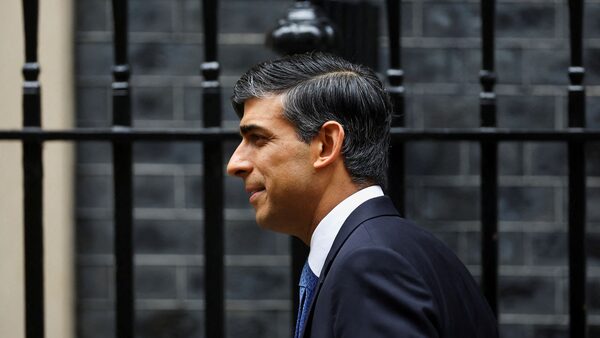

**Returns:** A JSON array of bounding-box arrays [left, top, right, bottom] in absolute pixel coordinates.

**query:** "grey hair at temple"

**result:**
[[231, 52, 392, 187]]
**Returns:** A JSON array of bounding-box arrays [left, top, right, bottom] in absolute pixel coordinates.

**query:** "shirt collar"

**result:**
[[307, 185, 384, 277]]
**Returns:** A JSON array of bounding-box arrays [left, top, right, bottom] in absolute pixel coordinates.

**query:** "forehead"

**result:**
[[240, 96, 287, 126]]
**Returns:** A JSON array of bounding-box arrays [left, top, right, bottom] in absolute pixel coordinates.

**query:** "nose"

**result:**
[[226, 143, 252, 177]]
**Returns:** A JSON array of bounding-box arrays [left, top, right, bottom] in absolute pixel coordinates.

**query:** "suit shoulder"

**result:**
[[333, 244, 423, 277], [343, 214, 450, 259]]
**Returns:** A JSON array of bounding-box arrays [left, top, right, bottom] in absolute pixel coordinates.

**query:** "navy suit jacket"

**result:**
[[301, 196, 498, 338]]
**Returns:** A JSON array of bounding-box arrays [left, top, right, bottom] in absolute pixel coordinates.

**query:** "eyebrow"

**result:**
[[239, 124, 268, 135]]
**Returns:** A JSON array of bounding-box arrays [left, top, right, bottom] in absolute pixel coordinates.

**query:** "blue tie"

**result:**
[[294, 261, 319, 338]]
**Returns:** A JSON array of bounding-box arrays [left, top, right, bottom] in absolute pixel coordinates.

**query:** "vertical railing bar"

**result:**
[[356, 2, 367, 65], [479, 0, 499, 316], [330, 1, 343, 56], [202, 0, 218, 69], [385, 0, 406, 215], [201, 0, 224, 337], [367, 4, 379, 68], [110, 0, 134, 337], [341, 4, 352, 59], [22, 0, 45, 337], [567, 0, 587, 336], [386, 0, 401, 72]]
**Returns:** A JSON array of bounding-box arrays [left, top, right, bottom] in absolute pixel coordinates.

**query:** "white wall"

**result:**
[[0, 0, 75, 336]]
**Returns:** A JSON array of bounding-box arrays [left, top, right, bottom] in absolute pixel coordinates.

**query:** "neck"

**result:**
[[297, 173, 367, 245]]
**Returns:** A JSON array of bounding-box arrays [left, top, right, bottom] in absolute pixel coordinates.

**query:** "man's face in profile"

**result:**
[[226, 95, 319, 238]]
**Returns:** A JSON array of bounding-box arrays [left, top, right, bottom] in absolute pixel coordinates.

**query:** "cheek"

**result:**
[[275, 162, 315, 198], [260, 142, 314, 189]]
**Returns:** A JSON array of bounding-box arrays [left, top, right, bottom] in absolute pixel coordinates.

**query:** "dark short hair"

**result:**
[[232, 52, 391, 187]]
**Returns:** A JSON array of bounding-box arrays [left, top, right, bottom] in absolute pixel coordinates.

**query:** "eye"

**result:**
[[248, 134, 269, 146]]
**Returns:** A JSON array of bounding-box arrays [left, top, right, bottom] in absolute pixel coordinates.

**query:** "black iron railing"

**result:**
[[5, 0, 591, 337], [110, 0, 134, 336], [201, 0, 225, 336], [386, 0, 406, 216], [21, 0, 44, 337], [567, 0, 587, 336], [479, 0, 499, 316]]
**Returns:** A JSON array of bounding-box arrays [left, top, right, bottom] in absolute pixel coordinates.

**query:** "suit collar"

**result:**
[[318, 196, 399, 281], [300, 196, 400, 337], [308, 186, 384, 277]]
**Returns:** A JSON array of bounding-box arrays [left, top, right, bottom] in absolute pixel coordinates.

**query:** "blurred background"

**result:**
[[1, 0, 600, 337]]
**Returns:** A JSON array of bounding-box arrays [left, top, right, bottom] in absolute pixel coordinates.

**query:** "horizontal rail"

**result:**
[[0, 127, 241, 141], [1, 127, 600, 142]]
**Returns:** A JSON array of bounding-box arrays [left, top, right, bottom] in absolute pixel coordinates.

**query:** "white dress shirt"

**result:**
[[307, 185, 384, 277]]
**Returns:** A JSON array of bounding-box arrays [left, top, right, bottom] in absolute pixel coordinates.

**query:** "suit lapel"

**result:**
[[300, 196, 400, 337]]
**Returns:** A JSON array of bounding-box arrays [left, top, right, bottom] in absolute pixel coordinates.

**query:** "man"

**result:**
[[226, 53, 498, 338]]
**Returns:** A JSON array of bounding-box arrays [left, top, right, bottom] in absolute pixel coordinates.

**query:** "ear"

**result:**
[[312, 121, 345, 169]]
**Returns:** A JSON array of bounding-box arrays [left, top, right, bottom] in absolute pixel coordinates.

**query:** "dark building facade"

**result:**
[[74, 0, 600, 337]]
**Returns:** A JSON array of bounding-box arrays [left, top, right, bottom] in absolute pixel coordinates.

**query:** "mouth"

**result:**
[[246, 187, 266, 203]]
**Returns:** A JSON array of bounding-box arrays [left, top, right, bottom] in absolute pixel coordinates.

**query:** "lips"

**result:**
[[246, 186, 266, 203]]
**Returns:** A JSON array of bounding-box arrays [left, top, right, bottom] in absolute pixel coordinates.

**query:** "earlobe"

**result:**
[[313, 121, 344, 169]]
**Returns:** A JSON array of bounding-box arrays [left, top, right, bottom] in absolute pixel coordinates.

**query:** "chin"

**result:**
[[255, 214, 291, 235], [256, 219, 279, 233], [254, 214, 273, 230]]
